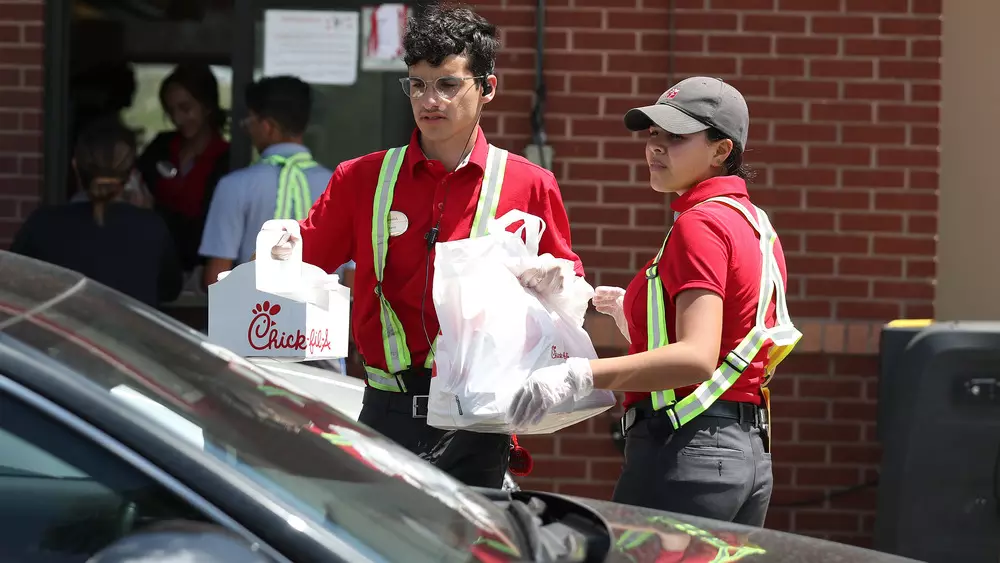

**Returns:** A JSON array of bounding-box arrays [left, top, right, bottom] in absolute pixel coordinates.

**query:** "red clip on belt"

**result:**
[[508, 434, 533, 476]]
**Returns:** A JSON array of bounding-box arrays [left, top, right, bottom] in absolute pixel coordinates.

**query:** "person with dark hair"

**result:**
[[505, 77, 802, 525], [137, 63, 231, 274], [198, 75, 336, 290], [261, 3, 583, 488], [11, 117, 183, 307]]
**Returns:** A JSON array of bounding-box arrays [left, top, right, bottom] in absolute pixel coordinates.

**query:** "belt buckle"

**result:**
[[412, 395, 428, 418]]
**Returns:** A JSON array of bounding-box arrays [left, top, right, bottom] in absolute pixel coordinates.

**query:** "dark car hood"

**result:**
[[566, 496, 919, 563]]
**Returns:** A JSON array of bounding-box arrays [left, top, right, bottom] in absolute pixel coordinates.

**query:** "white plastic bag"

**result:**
[[428, 210, 616, 434], [207, 220, 351, 361]]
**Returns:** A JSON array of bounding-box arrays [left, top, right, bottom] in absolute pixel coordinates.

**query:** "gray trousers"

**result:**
[[611, 413, 773, 526]]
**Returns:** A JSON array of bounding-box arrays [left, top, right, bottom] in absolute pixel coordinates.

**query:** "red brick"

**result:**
[[775, 124, 837, 143], [812, 16, 875, 35], [809, 146, 871, 166], [743, 58, 805, 77], [806, 234, 870, 254], [674, 11, 739, 30], [837, 301, 901, 320], [909, 170, 939, 190], [873, 280, 934, 300], [777, 37, 838, 55], [879, 17, 942, 36], [773, 79, 838, 99], [773, 210, 835, 231], [810, 102, 872, 122], [875, 192, 937, 211], [572, 31, 637, 51], [772, 167, 836, 187], [709, 35, 772, 54], [606, 10, 667, 29], [842, 169, 905, 188], [712, 0, 775, 8], [840, 257, 902, 277], [877, 148, 939, 168], [910, 126, 939, 146], [810, 60, 874, 79], [845, 0, 907, 11], [839, 213, 903, 233], [912, 39, 942, 58], [796, 510, 862, 532], [639, 32, 704, 52], [779, 0, 841, 10], [844, 38, 907, 57], [907, 216, 937, 236], [873, 236, 936, 256], [843, 125, 905, 144], [568, 162, 631, 181], [799, 422, 864, 443], [744, 14, 806, 32], [912, 0, 942, 14], [843, 82, 905, 101], [879, 60, 940, 80], [878, 104, 938, 123]]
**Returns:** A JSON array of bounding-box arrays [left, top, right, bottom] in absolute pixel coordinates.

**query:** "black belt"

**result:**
[[621, 398, 768, 437], [363, 367, 432, 418]]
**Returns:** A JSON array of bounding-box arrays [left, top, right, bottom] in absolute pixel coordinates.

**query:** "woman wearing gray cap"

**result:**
[[505, 77, 802, 525]]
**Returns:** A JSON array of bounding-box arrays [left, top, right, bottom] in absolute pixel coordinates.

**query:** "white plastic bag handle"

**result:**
[[256, 219, 303, 294], [489, 210, 547, 256]]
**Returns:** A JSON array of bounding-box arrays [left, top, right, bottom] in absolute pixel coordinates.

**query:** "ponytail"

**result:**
[[73, 117, 137, 226]]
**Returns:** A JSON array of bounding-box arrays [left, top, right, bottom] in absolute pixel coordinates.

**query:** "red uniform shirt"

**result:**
[[621, 176, 787, 410], [300, 128, 584, 375]]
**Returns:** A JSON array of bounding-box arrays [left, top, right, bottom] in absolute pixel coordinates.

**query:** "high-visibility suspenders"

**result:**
[[646, 196, 802, 431], [366, 144, 509, 392], [615, 516, 767, 562], [263, 152, 320, 221]]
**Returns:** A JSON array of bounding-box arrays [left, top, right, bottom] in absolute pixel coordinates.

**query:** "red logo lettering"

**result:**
[[550, 346, 569, 360], [247, 301, 333, 353]]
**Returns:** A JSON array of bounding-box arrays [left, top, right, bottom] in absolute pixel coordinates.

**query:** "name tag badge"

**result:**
[[389, 211, 409, 237]]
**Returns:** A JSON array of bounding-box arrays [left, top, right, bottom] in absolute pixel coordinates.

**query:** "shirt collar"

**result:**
[[404, 126, 489, 175], [671, 176, 749, 216], [261, 142, 310, 159]]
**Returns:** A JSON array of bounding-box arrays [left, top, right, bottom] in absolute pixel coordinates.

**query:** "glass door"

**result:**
[[229, 0, 416, 172]]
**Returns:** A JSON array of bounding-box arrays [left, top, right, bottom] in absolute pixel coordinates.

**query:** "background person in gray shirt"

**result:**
[[198, 75, 350, 290]]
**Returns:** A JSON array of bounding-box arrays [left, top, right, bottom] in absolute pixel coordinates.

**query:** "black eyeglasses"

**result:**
[[399, 76, 485, 100]]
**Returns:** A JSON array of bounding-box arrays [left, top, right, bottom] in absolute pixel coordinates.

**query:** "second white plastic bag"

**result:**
[[428, 210, 616, 434]]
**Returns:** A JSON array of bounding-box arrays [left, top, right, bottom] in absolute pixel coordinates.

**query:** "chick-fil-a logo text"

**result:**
[[551, 346, 569, 359], [247, 301, 331, 353]]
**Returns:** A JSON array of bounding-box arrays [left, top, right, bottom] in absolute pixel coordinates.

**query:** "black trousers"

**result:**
[[612, 407, 773, 527], [358, 387, 511, 489]]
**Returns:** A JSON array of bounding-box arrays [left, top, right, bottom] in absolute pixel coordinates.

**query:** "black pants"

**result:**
[[358, 387, 511, 489], [612, 409, 773, 526]]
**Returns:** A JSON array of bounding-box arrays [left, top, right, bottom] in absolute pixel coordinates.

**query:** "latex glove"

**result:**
[[515, 253, 567, 296], [592, 286, 630, 343], [270, 229, 301, 261], [507, 357, 594, 429]]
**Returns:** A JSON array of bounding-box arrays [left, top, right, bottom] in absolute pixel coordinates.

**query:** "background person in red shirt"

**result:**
[[267, 4, 583, 489], [506, 77, 799, 525]]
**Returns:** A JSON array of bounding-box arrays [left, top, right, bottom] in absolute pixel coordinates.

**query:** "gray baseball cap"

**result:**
[[624, 76, 749, 150]]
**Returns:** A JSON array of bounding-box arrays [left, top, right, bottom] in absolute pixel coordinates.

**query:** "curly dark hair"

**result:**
[[403, 3, 500, 90]]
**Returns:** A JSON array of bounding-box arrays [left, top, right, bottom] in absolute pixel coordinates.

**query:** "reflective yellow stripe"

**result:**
[[645, 197, 801, 429], [367, 145, 509, 391], [265, 152, 319, 221]]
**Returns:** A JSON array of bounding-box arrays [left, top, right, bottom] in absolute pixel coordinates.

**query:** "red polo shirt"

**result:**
[[300, 128, 584, 375], [621, 176, 787, 410]]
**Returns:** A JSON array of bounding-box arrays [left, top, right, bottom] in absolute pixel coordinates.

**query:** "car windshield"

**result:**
[[0, 252, 523, 562]]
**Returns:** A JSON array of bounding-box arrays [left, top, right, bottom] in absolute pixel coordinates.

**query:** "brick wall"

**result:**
[[0, 0, 43, 247], [2, 0, 941, 549], [476, 0, 942, 548]]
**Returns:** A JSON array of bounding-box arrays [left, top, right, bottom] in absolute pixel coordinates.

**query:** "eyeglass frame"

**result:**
[[398, 75, 490, 100]]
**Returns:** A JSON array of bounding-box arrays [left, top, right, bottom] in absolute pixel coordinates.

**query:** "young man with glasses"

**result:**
[[266, 4, 583, 488]]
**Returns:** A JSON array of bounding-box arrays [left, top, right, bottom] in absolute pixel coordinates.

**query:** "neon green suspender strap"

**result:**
[[365, 144, 509, 392], [262, 152, 319, 220], [646, 196, 802, 429]]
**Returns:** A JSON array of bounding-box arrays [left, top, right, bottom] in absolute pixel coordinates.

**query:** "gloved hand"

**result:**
[[270, 229, 301, 261], [592, 286, 630, 343], [513, 253, 567, 296], [506, 357, 594, 429]]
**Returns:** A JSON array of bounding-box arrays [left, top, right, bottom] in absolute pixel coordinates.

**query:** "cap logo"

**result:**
[[664, 87, 679, 99]]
